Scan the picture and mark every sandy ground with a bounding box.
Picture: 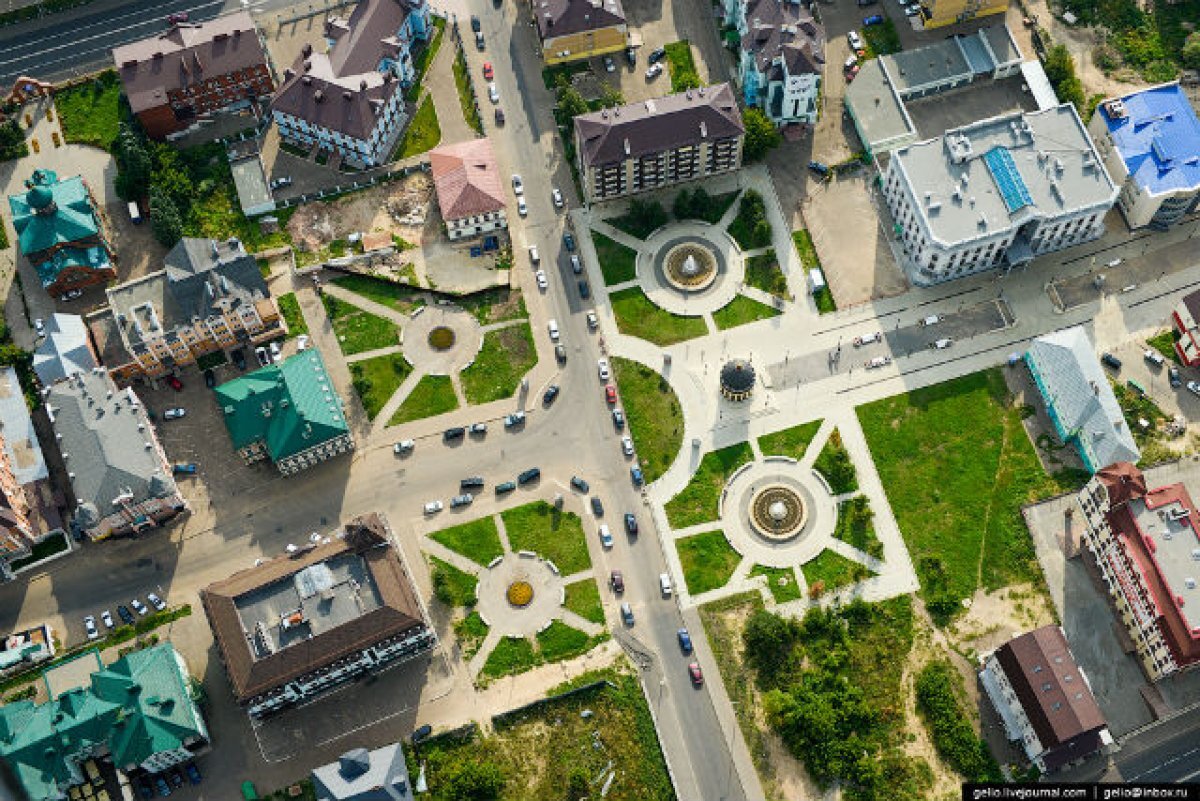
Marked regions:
[286,172,434,253]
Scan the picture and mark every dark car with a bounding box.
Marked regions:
[470,14,481,31]
[808,160,830,177]
[231,349,247,370]
[1101,352,1122,370]
[620,602,634,626]
[460,477,485,490]
[203,368,216,388]
[677,628,693,654]
[412,723,433,744]
[563,232,576,251]
[495,480,517,495]
[166,11,189,24]
[648,47,666,64]
[155,776,171,797]
[168,771,184,789]
[184,764,201,785]
[517,467,541,485]
[578,280,590,299]
[494,108,505,126]
[450,493,474,509]
[543,385,560,406]
[610,569,625,593]
[863,13,885,24]
[688,662,704,686]
[591,496,604,516]
[117,605,135,626]
[631,465,644,486]
[570,475,590,493]
[625,46,637,66]
[555,344,567,365]
[444,427,466,442]
[137,778,155,800]
[1169,365,1182,388]
[612,408,624,429]
[624,512,638,535]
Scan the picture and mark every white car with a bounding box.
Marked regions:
[296,334,310,351]
[552,188,564,209]
[659,573,672,597]
[34,318,45,337]
[130,598,148,616]
[147,593,166,612]
[853,331,881,347]
[511,174,524,195]
[645,63,663,79]
[269,341,281,360]
[255,346,271,366]
[598,524,614,548]
[570,254,582,274]
[920,314,942,327]
[597,358,610,380]
[548,319,560,341]
[847,30,863,50]
[101,610,114,629]
[424,500,444,515]
[622,436,634,457]
[587,311,599,330]
[487,82,499,103]
[163,408,186,420]
[1188,381,1200,398]
[517,197,528,217]
[528,245,540,264]
[394,439,415,455]
[84,615,99,640]
[603,55,615,72]
[931,338,953,350]
[535,270,548,290]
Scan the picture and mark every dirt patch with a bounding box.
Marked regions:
[496,325,531,359]
[949,583,1057,664]
[286,172,435,254]
[899,624,962,801]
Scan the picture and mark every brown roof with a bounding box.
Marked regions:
[535,0,626,41]
[742,0,825,76]
[429,139,505,220]
[994,625,1106,767]
[1178,288,1200,331]
[574,83,744,168]
[326,0,422,77]
[113,11,270,114]
[201,513,427,704]
[1096,461,1148,508]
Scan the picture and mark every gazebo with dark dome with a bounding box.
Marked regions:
[719,359,756,402]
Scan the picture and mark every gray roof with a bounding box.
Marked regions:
[230,155,274,216]
[33,314,97,386]
[1026,326,1139,470]
[741,0,824,76]
[890,104,1117,247]
[574,83,744,168]
[885,37,972,95]
[45,369,178,516]
[534,0,625,41]
[0,368,48,485]
[844,58,915,150]
[106,238,270,352]
[312,744,412,801]
[983,23,1022,66]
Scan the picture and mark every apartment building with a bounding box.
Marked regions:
[882,104,1117,286]
[535,0,627,65]
[270,0,431,168]
[574,83,745,203]
[1088,83,1200,231]
[112,11,275,140]
[429,139,507,241]
[726,0,824,129]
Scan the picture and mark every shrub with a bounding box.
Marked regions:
[915,661,1002,782]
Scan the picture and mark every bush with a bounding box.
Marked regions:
[1043,44,1086,113]
[0,119,27,161]
[742,107,781,162]
[727,190,772,250]
[915,661,1002,782]
[149,186,183,247]
[1183,32,1200,69]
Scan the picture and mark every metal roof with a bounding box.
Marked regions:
[33,314,97,386]
[0,367,48,485]
[1097,82,1200,197]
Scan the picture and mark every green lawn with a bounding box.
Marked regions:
[453,48,483,135]
[712,294,781,330]
[612,357,683,483]
[8,531,69,571]
[542,60,590,89]
[664,40,701,92]
[676,531,741,595]
[536,620,602,662]
[455,286,527,325]
[330,274,426,315]
[757,420,823,460]
[749,565,804,603]
[834,496,884,559]
[609,287,707,346]
[863,18,902,57]
[563,579,605,624]
[183,159,294,252]
[792,229,834,313]
[501,502,591,574]
[453,611,489,659]
[394,94,441,160]
[430,516,504,566]
[349,353,411,420]
[322,294,400,355]
[277,293,308,337]
[801,549,871,597]
[1146,329,1181,365]
[481,636,540,681]
[54,70,122,149]
[745,251,791,300]
[591,231,638,285]
[405,16,445,101]
[665,442,755,528]
[675,189,740,224]
[460,323,537,404]
[858,368,1085,625]
[388,374,459,425]
[430,556,478,607]
[813,428,859,494]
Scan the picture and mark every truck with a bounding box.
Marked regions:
[127,201,142,224]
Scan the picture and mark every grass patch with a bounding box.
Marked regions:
[460,323,536,404]
[863,18,902,57]
[8,532,69,571]
[1111,380,1168,450]
[801,549,871,597]
[664,442,755,528]
[388,374,459,425]
[349,352,411,419]
[181,148,294,252]
[501,501,591,574]
[858,368,1084,625]
[793,229,834,312]
[430,556,478,607]
[321,294,400,355]
[745,250,791,300]
[453,610,488,659]
[591,230,638,285]
[330,274,426,315]
[665,40,701,92]
[453,47,483,135]
[749,564,803,603]
[676,530,741,595]
[727,190,772,250]
[1146,329,1181,365]
[535,620,600,662]
[813,428,859,494]
[54,70,122,149]
[834,496,883,559]
[405,16,445,101]
[456,286,527,325]
[431,516,504,566]
[712,294,781,330]
[563,579,605,625]
[674,188,740,224]
[394,94,441,159]
[612,357,683,483]
[609,287,707,346]
[481,636,540,681]
[758,420,822,460]
[276,293,308,337]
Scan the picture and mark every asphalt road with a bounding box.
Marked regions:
[1115,709,1200,783]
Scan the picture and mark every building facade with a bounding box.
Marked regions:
[97,238,283,383]
[727,0,824,128]
[202,514,435,717]
[45,369,186,541]
[1088,83,1200,231]
[574,84,745,203]
[535,0,627,65]
[215,350,353,475]
[1077,463,1200,681]
[882,104,1117,286]
[919,0,1007,29]
[270,0,431,168]
[1172,288,1200,368]
[112,12,275,140]
[7,170,116,298]
[429,139,507,241]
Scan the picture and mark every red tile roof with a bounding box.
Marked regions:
[429,139,506,220]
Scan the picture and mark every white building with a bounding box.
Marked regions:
[429,139,507,241]
[882,104,1118,286]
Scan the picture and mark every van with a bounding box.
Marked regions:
[920,314,941,327]
[128,201,142,224]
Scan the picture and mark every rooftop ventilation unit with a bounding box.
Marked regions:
[1105,99,1127,119]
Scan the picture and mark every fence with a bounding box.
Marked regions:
[491,679,615,730]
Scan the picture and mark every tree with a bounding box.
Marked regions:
[742,107,781,162]
[113,123,152,201]
[149,143,195,213]
[555,84,589,125]
[742,609,800,685]
[437,759,505,801]
[148,186,183,248]
[565,766,590,800]
[1182,32,1200,70]
[673,188,694,219]
[597,84,624,109]
[1043,44,1085,112]
[627,198,667,232]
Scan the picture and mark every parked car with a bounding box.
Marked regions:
[475,31,485,49]
[184,764,201,786]
[535,269,547,290]
[865,355,892,369]
[620,602,634,626]
[255,346,270,367]
[863,14,884,25]
[517,467,541,484]
[807,160,830,177]
[543,384,560,406]
[482,61,493,79]
[688,662,704,686]
[117,605,134,625]
[166,11,189,24]
[1169,365,1182,388]
[587,311,599,330]
[60,289,83,301]
[131,598,148,615]
[563,232,576,251]
[1144,349,1165,367]
[511,174,524,195]
[394,439,415,455]
[626,46,637,66]
[847,30,863,50]
[612,408,624,429]
[570,475,590,493]
[84,615,99,640]
[610,569,625,593]
[528,245,540,263]
[578,280,590,299]
[203,368,216,388]
[603,55,615,72]
[167,375,183,391]
[297,334,310,351]
[645,63,663,79]
[624,512,638,535]
[591,496,604,516]
[570,254,582,273]
[631,465,644,486]
[598,524,614,548]
[495,480,517,495]
[460,477,485,491]
[605,385,617,404]
[163,408,186,420]
[450,493,474,508]
[147,592,166,611]
[517,197,528,217]
[677,628,693,653]
[597,358,610,380]
[494,108,506,126]
[648,47,666,63]
[621,436,634,457]
[444,427,466,442]
[172,462,197,474]
[424,500,444,515]
[270,176,293,190]
[547,319,559,341]
[470,14,481,31]
[551,188,564,209]
[920,314,941,327]
[853,331,880,346]
[1188,381,1200,398]
[101,610,114,629]
[1101,352,1123,370]
[659,573,672,597]
[155,776,171,797]
[505,411,526,428]
[470,422,488,435]
[931,338,953,350]
[556,344,567,365]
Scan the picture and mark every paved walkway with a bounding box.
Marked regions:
[424,29,477,147]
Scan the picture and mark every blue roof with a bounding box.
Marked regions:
[984,146,1033,213]
[1100,83,1200,196]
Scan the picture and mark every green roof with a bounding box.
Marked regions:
[7,169,110,287]
[215,349,349,462]
[0,644,207,801]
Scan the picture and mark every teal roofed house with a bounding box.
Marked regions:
[0,644,209,801]
[7,169,117,297]
[215,349,354,475]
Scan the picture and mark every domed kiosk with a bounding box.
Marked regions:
[719,359,756,402]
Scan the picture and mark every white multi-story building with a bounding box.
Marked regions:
[881,104,1118,286]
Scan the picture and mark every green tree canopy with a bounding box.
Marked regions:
[742,107,782,162]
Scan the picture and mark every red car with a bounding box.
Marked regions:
[605,384,617,404]
[166,11,189,24]
[482,62,494,80]
[167,375,183,391]
[688,662,703,686]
